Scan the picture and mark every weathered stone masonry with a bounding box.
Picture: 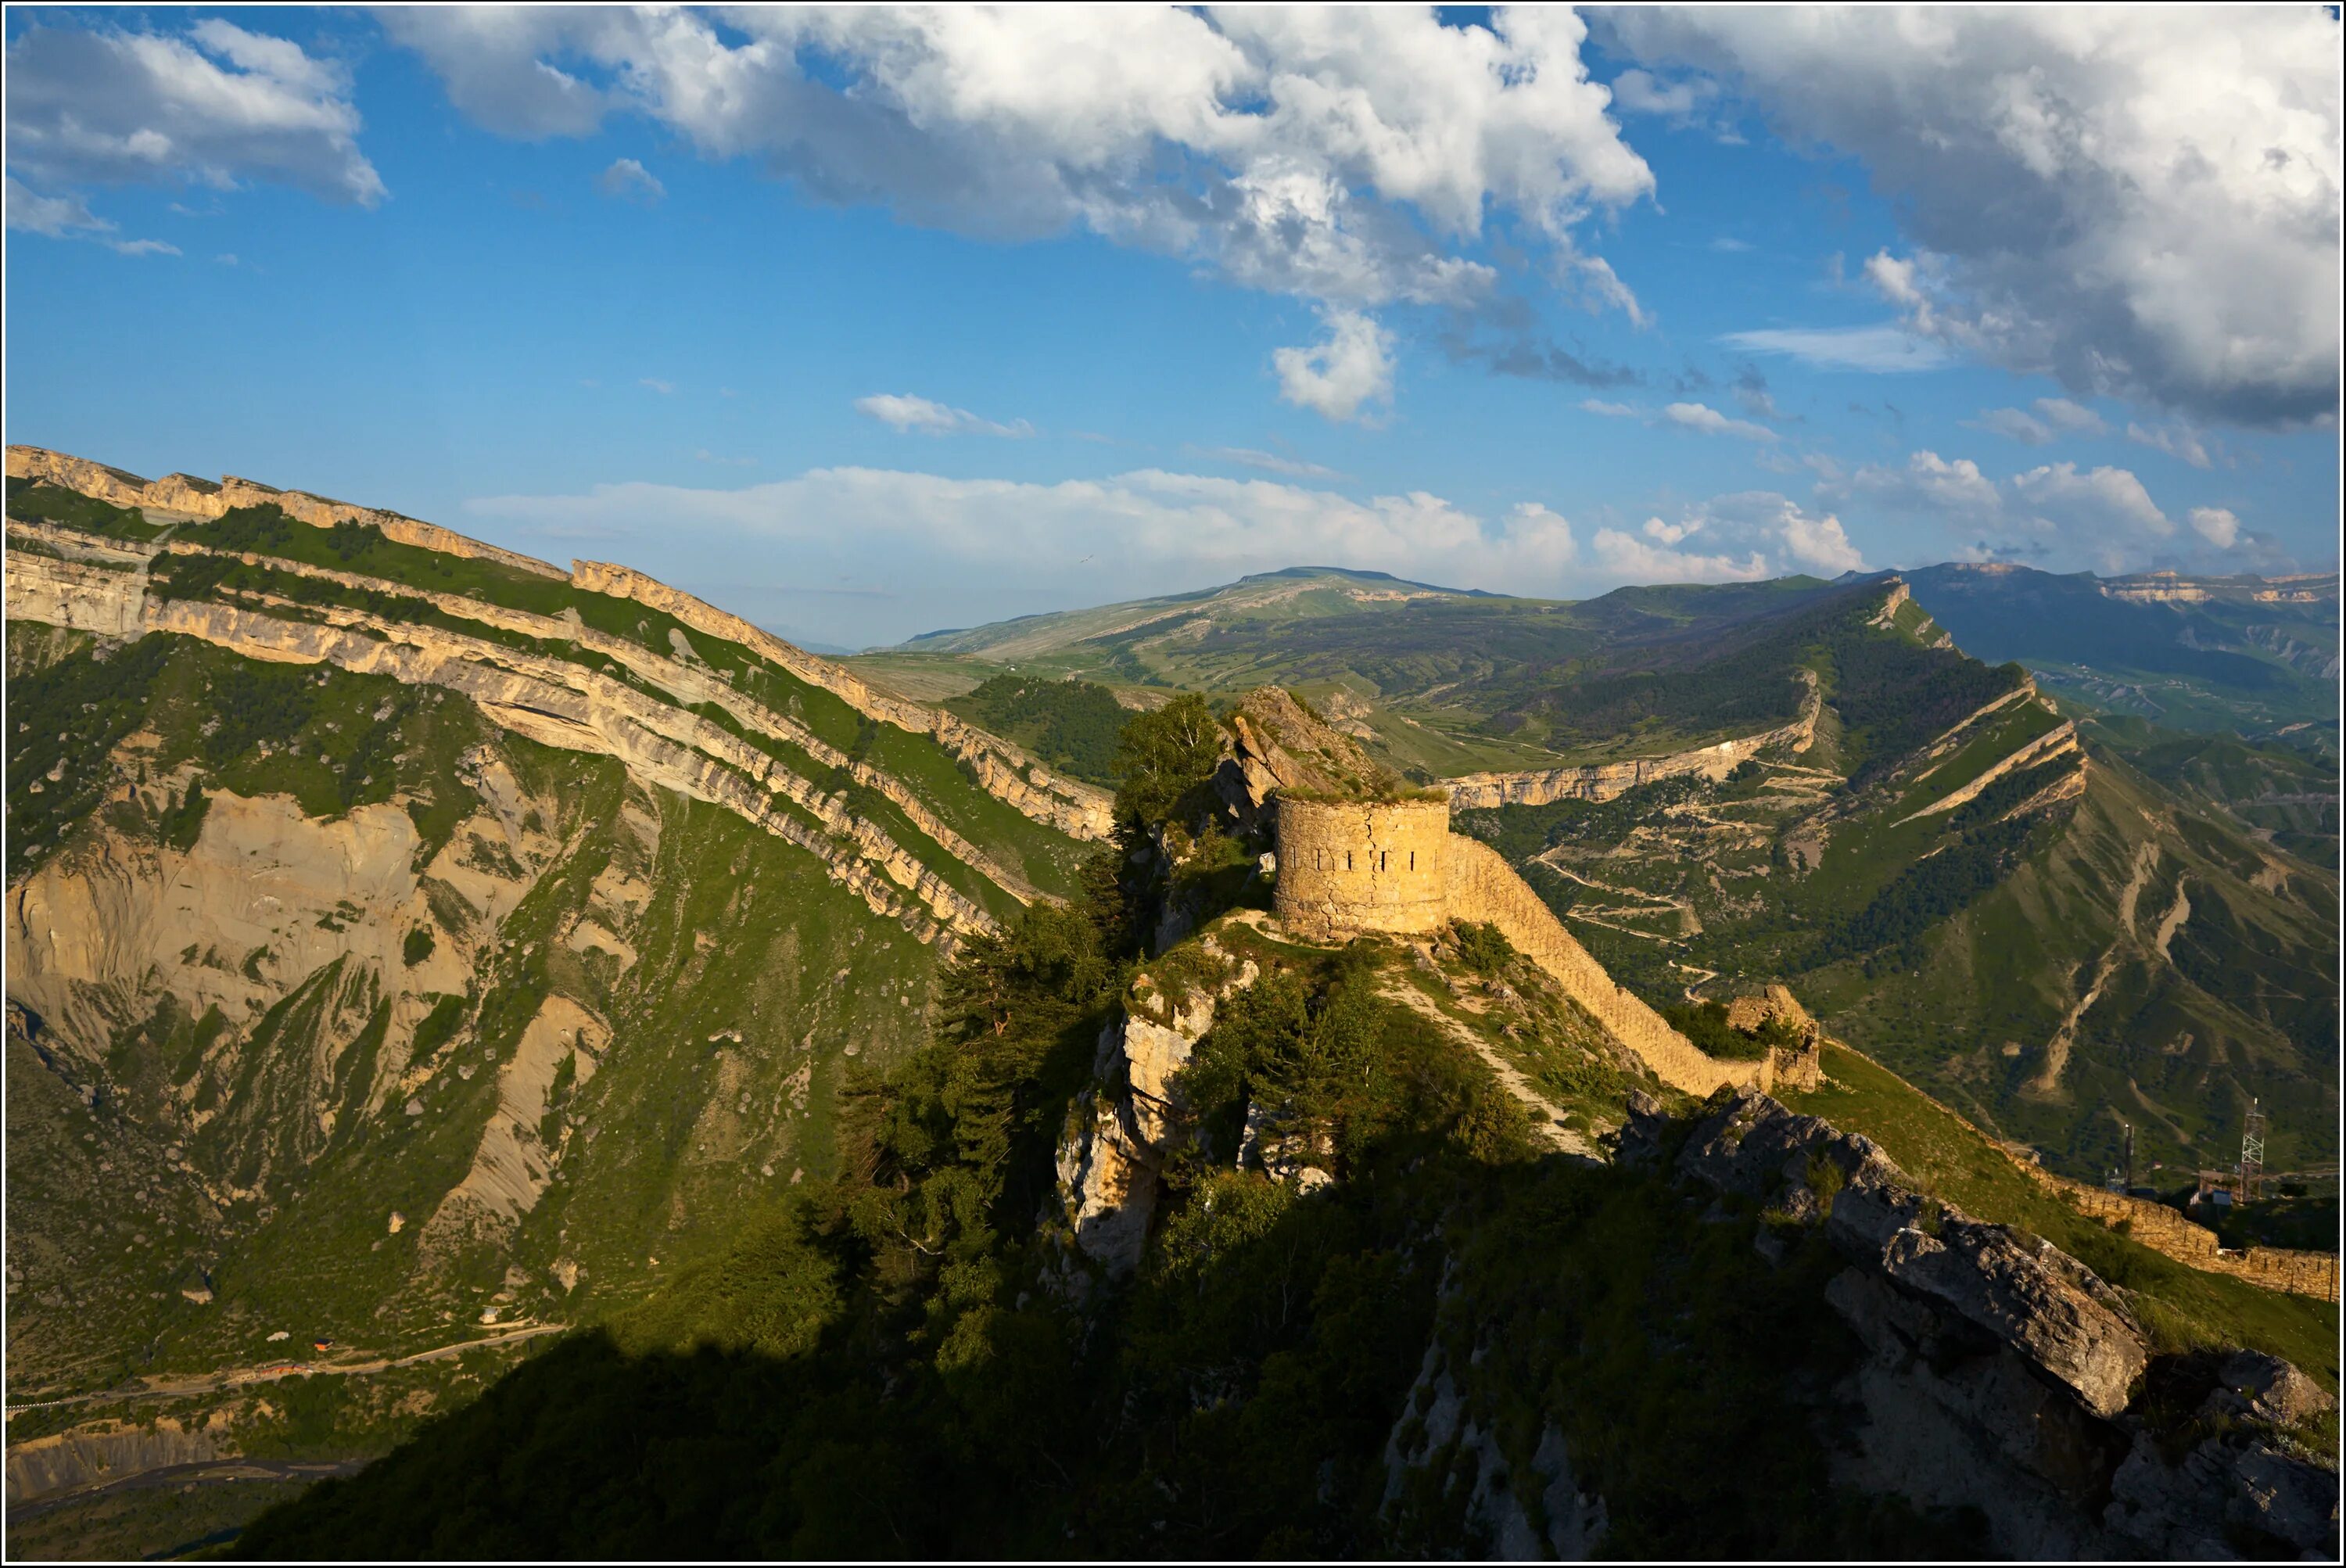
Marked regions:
[2019,1163,2341,1304]
[1272,798,1452,938]
[1273,794,1782,1098]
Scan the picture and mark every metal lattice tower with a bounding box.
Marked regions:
[2237,1099,2268,1204]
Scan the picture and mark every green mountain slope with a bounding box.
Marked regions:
[2,448,1110,1509]
[864,565,1849,777]
[231,777,2334,1559]
[1440,580,2338,1186]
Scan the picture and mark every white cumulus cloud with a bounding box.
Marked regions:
[381,5,1656,329]
[1823,447,2223,572]
[4,18,384,206]
[1273,308,1396,424]
[2187,507,2241,549]
[462,465,1585,644]
[1609,5,2342,425]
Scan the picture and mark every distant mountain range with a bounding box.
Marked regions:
[1900,563,2338,739]
[859,563,2339,1183]
[881,561,2340,750]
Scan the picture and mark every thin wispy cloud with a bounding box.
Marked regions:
[1186,446,1343,481]
[1720,323,1951,373]
[1664,402,1777,441]
[854,393,1035,438]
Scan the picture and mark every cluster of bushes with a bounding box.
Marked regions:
[1660,1000,1773,1061]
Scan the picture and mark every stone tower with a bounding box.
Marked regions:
[1272,795,1451,938]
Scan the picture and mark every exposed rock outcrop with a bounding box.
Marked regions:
[7,445,1114,845]
[4,1417,232,1505]
[1620,1089,2341,1560]
[2,557,993,943]
[1445,669,1820,811]
[1055,939,1259,1275]
[1383,1337,1608,1559]
[7,443,566,580]
[572,558,1114,841]
[1213,686,1397,833]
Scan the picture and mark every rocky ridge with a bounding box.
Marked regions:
[1056,935,1260,1274]
[1618,1089,2339,1559]
[1444,666,1823,811]
[5,445,1114,848]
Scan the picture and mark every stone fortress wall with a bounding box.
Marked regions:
[1273,794,1779,1098]
[2017,1162,2341,1304]
[1272,798,1453,938]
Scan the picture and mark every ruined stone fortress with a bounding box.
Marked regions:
[1272,794,1820,1097]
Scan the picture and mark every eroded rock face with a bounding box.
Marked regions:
[1055,940,1258,1275]
[1382,1339,1607,1559]
[2104,1353,2341,1557]
[1623,1089,2340,1559]
[1212,687,1394,834]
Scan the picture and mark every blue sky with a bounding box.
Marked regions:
[5,6,2338,648]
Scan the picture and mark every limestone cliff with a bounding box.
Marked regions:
[1212,686,1399,833]
[570,558,1114,841]
[7,444,1114,846]
[7,443,567,581]
[1055,937,1258,1275]
[3,537,1007,943]
[1444,669,1821,811]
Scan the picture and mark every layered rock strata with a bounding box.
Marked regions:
[5,445,1114,845]
[1444,669,1820,811]
[2,547,992,945]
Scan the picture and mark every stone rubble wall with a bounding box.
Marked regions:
[1442,835,1770,1098]
[2018,1163,2341,1303]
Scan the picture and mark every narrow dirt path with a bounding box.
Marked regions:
[4,1322,567,1417]
[1379,981,1600,1161]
